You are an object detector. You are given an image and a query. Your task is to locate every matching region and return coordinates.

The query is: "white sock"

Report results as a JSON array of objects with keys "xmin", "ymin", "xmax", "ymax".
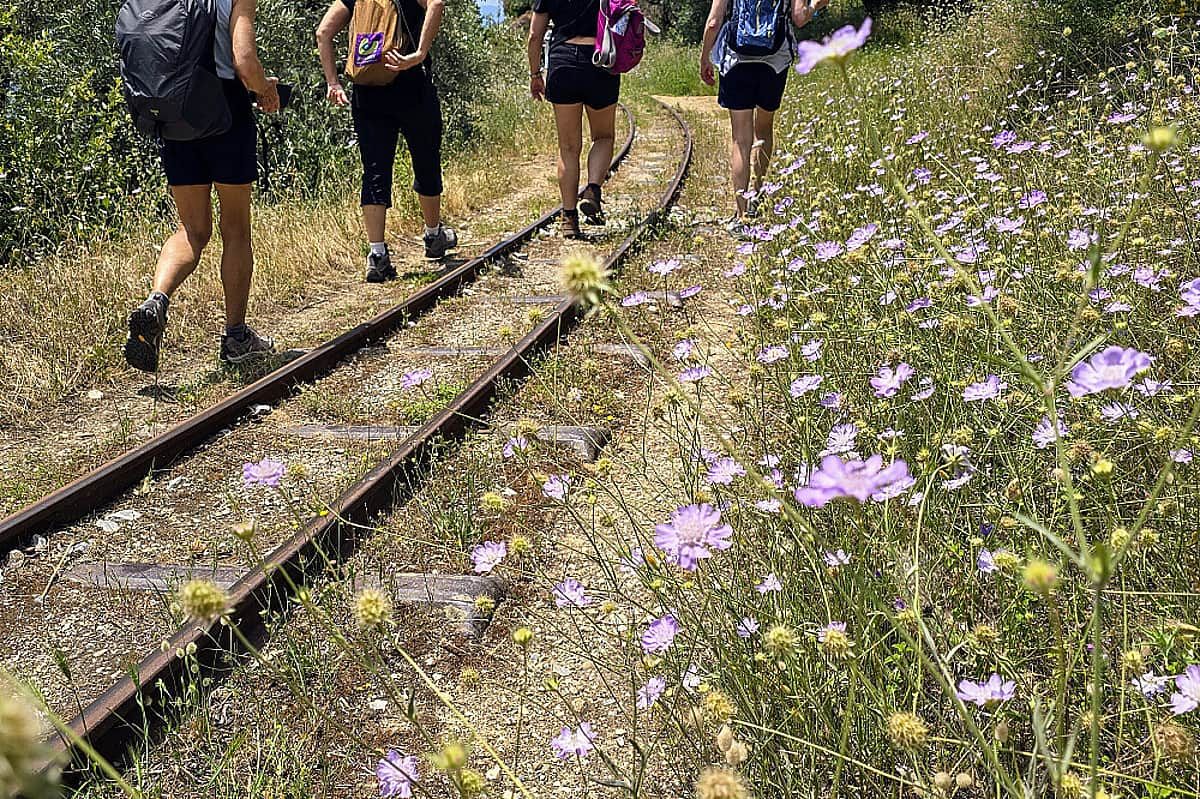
[
  {"xmin": 369, "ymin": 241, "xmax": 387, "ymax": 257},
  {"xmin": 424, "ymin": 225, "xmax": 440, "ymax": 236}
]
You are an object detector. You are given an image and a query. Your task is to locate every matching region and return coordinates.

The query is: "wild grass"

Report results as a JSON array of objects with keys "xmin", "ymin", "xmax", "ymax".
[
  {"xmin": 8, "ymin": 3, "xmax": 1200, "ymax": 799},
  {"xmin": 0, "ymin": 41, "xmax": 558, "ymax": 428}
]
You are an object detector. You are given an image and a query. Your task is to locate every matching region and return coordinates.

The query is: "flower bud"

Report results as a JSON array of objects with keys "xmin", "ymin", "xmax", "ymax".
[
  {"xmin": 179, "ymin": 579, "xmax": 228, "ymax": 621},
  {"xmin": 887, "ymin": 712, "xmax": 929, "ymax": 752},
  {"xmin": 353, "ymin": 587, "xmax": 393, "ymax": 630},
  {"xmin": 1023, "ymin": 559, "xmax": 1059, "ymax": 596}
]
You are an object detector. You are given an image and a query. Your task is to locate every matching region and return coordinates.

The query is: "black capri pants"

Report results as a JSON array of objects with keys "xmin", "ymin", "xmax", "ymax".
[{"xmin": 351, "ymin": 71, "xmax": 444, "ymax": 205}]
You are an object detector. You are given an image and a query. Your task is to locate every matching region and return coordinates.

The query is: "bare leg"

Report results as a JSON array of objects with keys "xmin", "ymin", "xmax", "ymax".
[
  {"xmin": 583, "ymin": 103, "xmax": 617, "ymax": 188},
  {"xmin": 214, "ymin": 182, "xmax": 254, "ymax": 328},
  {"xmin": 152, "ymin": 185, "xmax": 214, "ymax": 296},
  {"xmin": 417, "ymin": 194, "xmax": 441, "ymax": 229},
  {"xmin": 751, "ymin": 107, "xmax": 776, "ymax": 195},
  {"xmin": 729, "ymin": 109, "xmax": 755, "ymax": 217},
  {"xmin": 362, "ymin": 204, "xmax": 388, "ymax": 243},
  {"xmin": 553, "ymin": 103, "xmax": 585, "ymax": 211}
]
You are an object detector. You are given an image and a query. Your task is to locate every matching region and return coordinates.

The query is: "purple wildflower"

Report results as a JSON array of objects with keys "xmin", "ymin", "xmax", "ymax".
[
  {"xmin": 977, "ymin": 548, "xmax": 998, "ymax": 574},
  {"xmin": 653, "ymin": 503, "xmax": 733, "ymax": 570},
  {"xmin": 400, "ymin": 368, "xmax": 433, "ymax": 389},
  {"xmin": 790, "ymin": 374, "xmax": 824, "ymax": 397},
  {"xmin": 551, "ymin": 723, "xmax": 596, "ymax": 759},
  {"xmin": 1132, "ymin": 672, "xmax": 1170, "ymax": 698},
  {"xmin": 737, "ymin": 617, "xmax": 760, "ymax": 638},
  {"xmin": 621, "ymin": 291, "xmax": 649, "ymax": 307},
  {"xmin": 471, "ymin": 541, "xmax": 506, "ymax": 574},
  {"xmin": 757, "ymin": 344, "xmax": 789, "ymax": 363},
  {"xmin": 242, "ymin": 458, "xmax": 286, "ymax": 488},
  {"xmin": 1171, "ymin": 665, "xmax": 1200, "ymax": 715},
  {"xmin": 377, "ymin": 751, "xmax": 420, "ymax": 798},
  {"xmin": 542, "ymin": 474, "xmax": 571, "ymax": 500},
  {"xmin": 870, "ymin": 362, "xmax": 915, "ymax": 398},
  {"xmin": 795, "ymin": 454, "xmax": 913, "ymax": 507},
  {"xmin": 956, "ymin": 674, "xmax": 1016, "ymax": 707},
  {"xmin": 824, "ymin": 549, "xmax": 850, "ymax": 567},
  {"xmin": 814, "ymin": 241, "xmax": 844, "ymax": 261},
  {"xmin": 553, "ymin": 578, "xmax": 590, "ymax": 608},
  {"xmin": 756, "ymin": 573, "xmax": 783, "ymax": 593},
  {"xmin": 1032, "ymin": 416, "xmax": 1068, "ymax": 449},
  {"xmin": 706, "ymin": 457, "xmax": 746, "ymax": 485},
  {"xmin": 641, "ymin": 614, "xmax": 679, "ymax": 653},
  {"xmin": 678, "ymin": 366, "xmax": 712, "ymax": 383},
  {"xmin": 1019, "ymin": 190, "xmax": 1047, "ymax": 208},
  {"xmin": 1066, "ymin": 346, "xmax": 1153, "ymax": 397},
  {"xmin": 795, "ymin": 18, "xmax": 872, "ymax": 74},
  {"xmin": 503, "ymin": 436, "xmax": 528, "ymax": 459},
  {"xmin": 963, "ymin": 375, "xmax": 1007, "ymax": 402},
  {"xmin": 636, "ymin": 677, "xmax": 666, "ymax": 710}
]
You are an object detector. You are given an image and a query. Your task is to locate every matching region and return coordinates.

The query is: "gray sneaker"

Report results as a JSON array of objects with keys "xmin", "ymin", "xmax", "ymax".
[
  {"xmin": 220, "ymin": 326, "xmax": 275, "ymax": 364},
  {"xmin": 365, "ymin": 250, "xmax": 396, "ymax": 283},
  {"xmin": 424, "ymin": 224, "xmax": 458, "ymax": 260}
]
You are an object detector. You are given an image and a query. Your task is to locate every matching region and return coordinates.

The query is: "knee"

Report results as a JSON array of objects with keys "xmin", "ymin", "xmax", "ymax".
[
  {"xmin": 181, "ymin": 221, "xmax": 213, "ymax": 250},
  {"xmin": 219, "ymin": 216, "xmax": 251, "ymax": 246},
  {"xmin": 558, "ymin": 136, "xmax": 584, "ymax": 159},
  {"xmin": 590, "ymin": 132, "xmax": 615, "ymax": 146}
]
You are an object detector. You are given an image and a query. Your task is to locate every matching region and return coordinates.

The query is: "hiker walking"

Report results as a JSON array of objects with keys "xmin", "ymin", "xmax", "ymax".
[
  {"xmin": 118, "ymin": 0, "xmax": 279, "ymax": 372},
  {"xmin": 317, "ymin": 0, "xmax": 457, "ymax": 282},
  {"xmin": 700, "ymin": 0, "xmax": 825, "ymax": 226},
  {"xmin": 527, "ymin": 0, "xmax": 628, "ymax": 239}
]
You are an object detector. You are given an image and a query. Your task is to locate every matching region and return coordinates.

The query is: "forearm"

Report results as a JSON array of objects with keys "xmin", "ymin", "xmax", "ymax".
[
  {"xmin": 416, "ymin": 0, "xmax": 443, "ymax": 56},
  {"xmin": 528, "ymin": 14, "xmax": 548, "ymax": 73},
  {"xmin": 235, "ymin": 51, "xmax": 271, "ymax": 93},
  {"xmin": 700, "ymin": 16, "xmax": 721, "ymax": 59},
  {"xmin": 317, "ymin": 35, "xmax": 340, "ymax": 85}
]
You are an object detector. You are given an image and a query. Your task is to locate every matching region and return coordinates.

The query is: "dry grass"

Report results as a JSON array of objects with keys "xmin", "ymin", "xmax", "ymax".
[{"xmin": 0, "ymin": 102, "xmax": 562, "ymax": 426}]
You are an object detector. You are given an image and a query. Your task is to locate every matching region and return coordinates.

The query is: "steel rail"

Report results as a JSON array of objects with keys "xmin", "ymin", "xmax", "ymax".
[
  {"xmin": 41, "ymin": 99, "xmax": 691, "ymax": 785},
  {"xmin": 0, "ymin": 104, "xmax": 636, "ymax": 557}
]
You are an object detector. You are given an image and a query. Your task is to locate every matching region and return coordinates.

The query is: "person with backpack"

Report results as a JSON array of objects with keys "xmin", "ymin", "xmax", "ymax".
[
  {"xmin": 316, "ymin": 0, "xmax": 457, "ymax": 281},
  {"xmin": 527, "ymin": 0, "xmax": 638, "ymax": 239},
  {"xmin": 118, "ymin": 0, "xmax": 279, "ymax": 372},
  {"xmin": 700, "ymin": 0, "xmax": 825, "ymax": 227}
]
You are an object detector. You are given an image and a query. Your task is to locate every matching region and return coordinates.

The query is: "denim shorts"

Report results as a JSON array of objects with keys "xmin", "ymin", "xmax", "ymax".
[{"xmin": 546, "ymin": 42, "xmax": 621, "ymax": 109}]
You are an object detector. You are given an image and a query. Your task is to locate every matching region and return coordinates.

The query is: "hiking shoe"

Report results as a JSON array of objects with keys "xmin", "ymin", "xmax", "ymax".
[
  {"xmin": 579, "ymin": 184, "xmax": 605, "ymax": 226},
  {"xmin": 561, "ymin": 210, "xmax": 582, "ymax": 239},
  {"xmin": 365, "ymin": 250, "xmax": 396, "ymax": 283},
  {"xmin": 424, "ymin": 224, "xmax": 458, "ymax": 260},
  {"xmin": 124, "ymin": 295, "xmax": 168, "ymax": 373},
  {"xmin": 724, "ymin": 214, "xmax": 751, "ymax": 240},
  {"xmin": 220, "ymin": 326, "xmax": 276, "ymax": 364}
]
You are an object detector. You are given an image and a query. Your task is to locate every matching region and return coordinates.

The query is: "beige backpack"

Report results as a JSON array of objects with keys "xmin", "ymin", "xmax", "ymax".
[{"xmin": 346, "ymin": 0, "xmax": 411, "ymax": 86}]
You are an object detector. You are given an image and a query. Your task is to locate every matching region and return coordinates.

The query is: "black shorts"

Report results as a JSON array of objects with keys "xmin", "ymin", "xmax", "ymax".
[
  {"xmin": 352, "ymin": 71, "xmax": 445, "ymax": 205},
  {"xmin": 718, "ymin": 62, "xmax": 789, "ymax": 112},
  {"xmin": 546, "ymin": 42, "xmax": 620, "ymax": 109},
  {"xmin": 158, "ymin": 79, "xmax": 257, "ymax": 186}
]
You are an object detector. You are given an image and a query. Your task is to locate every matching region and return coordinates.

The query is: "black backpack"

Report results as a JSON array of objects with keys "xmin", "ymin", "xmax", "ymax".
[
  {"xmin": 725, "ymin": 0, "xmax": 790, "ymax": 57},
  {"xmin": 116, "ymin": 0, "xmax": 232, "ymax": 141}
]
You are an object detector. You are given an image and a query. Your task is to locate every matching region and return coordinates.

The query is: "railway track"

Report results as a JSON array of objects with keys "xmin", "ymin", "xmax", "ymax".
[
  {"xmin": 6, "ymin": 99, "xmax": 693, "ymax": 786},
  {"xmin": 0, "ymin": 106, "xmax": 637, "ymax": 559}
]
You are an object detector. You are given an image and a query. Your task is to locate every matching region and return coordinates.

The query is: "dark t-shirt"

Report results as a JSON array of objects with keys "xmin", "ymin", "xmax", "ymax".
[{"xmin": 532, "ymin": 0, "xmax": 599, "ymax": 47}]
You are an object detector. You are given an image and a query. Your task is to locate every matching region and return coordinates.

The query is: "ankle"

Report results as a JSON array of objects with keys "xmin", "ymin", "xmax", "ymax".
[
  {"xmin": 369, "ymin": 241, "xmax": 388, "ymax": 257},
  {"xmin": 226, "ymin": 323, "xmax": 249, "ymax": 339},
  {"xmin": 424, "ymin": 224, "xmax": 441, "ymax": 236}
]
